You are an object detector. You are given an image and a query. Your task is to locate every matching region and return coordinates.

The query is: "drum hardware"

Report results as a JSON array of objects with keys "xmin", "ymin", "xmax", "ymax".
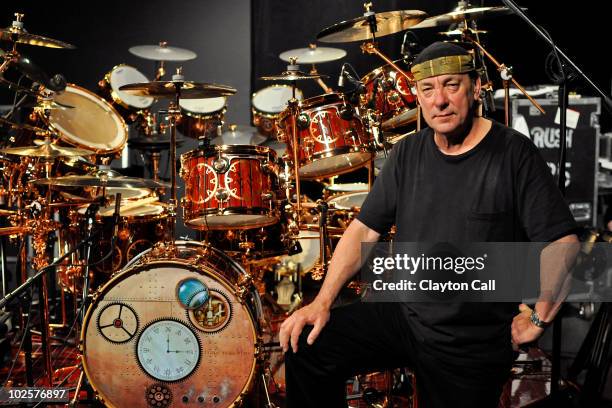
[
  {"xmin": 360, "ymin": 42, "xmax": 413, "ymax": 87},
  {"xmin": 261, "ymin": 56, "xmax": 324, "ymax": 227},
  {"xmin": 465, "ymin": 32, "xmax": 545, "ymax": 123},
  {"xmin": 120, "ymin": 67, "xmax": 237, "ymax": 244},
  {"xmin": 316, "ymin": 4, "xmax": 427, "ymax": 43},
  {"xmin": 0, "ymin": 116, "xmax": 52, "ymax": 134},
  {"xmin": 0, "ymin": 12, "xmax": 76, "ymax": 49},
  {"xmin": 128, "ymin": 135, "xmax": 185, "ymax": 183},
  {"xmin": 280, "ymin": 44, "xmax": 346, "ymax": 93}
]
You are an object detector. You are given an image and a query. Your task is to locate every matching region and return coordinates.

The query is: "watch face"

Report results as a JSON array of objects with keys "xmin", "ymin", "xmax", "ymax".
[{"xmin": 136, "ymin": 319, "xmax": 201, "ymax": 382}]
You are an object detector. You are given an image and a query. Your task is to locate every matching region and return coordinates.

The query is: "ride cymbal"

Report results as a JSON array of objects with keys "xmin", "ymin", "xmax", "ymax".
[
  {"xmin": 410, "ymin": 6, "xmax": 514, "ymax": 29},
  {"xmin": 279, "ymin": 44, "xmax": 346, "ymax": 64},
  {"xmin": 119, "ymin": 81, "xmax": 236, "ymax": 99},
  {"xmin": 129, "ymin": 42, "xmax": 197, "ymax": 61}
]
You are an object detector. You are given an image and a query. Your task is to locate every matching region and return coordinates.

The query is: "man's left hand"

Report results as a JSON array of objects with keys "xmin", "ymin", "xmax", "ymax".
[{"xmin": 511, "ymin": 303, "xmax": 545, "ymax": 345}]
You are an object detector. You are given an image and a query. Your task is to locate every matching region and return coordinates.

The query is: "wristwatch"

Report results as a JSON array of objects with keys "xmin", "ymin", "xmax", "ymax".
[{"xmin": 530, "ymin": 310, "xmax": 550, "ymax": 329}]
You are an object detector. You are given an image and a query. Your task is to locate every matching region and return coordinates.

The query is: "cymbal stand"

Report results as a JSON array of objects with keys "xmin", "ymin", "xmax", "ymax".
[
  {"xmin": 286, "ymin": 58, "xmax": 302, "ymax": 227},
  {"xmin": 464, "ymin": 32, "xmax": 546, "ymax": 123},
  {"xmin": 154, "ymin": 41, "xmax": 169, "ymax": 80},
  {"xmin": 166, "ymin": 67, "xmax": 184, "ymax": 247},
  {"xmin": 309, "ymin": 64, "xmax": 332, "ymax": 94},
  {"xmin": 311, "ymin": 200, "xmax": 333, "ymax": 281},
  {"xmin": 462, "ymin": 21, "xmax": 496, "ymax": 114}
]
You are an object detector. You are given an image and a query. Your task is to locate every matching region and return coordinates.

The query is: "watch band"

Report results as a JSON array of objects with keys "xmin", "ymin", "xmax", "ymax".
[{"xmin": 530, "ymin": 310, "xmax": 550, "ymax": 329}]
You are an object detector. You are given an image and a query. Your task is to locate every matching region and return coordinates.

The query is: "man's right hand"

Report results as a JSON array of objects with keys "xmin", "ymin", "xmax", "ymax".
[{"xmin": 279, "ymin": 299, "xmax": 331, "ymax": 354}]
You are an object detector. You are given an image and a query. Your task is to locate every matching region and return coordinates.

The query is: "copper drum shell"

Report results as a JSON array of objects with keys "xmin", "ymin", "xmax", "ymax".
[
  {"xmin": 277, "ymin": 93, "xmax": 373, "ymax": 179},
  {"xmin": 180, "ymin": 144, "xmax": 283, "ymax": 231}
]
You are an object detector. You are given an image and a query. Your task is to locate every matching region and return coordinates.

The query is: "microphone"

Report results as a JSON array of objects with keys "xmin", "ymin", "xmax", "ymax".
[
  {"xmin": 111, "ymin": 193, "xmax": 122, "ymax": 245},
  {"xmin": 338, "ymin": 64, "xmax": 347, "ymax": 87}
]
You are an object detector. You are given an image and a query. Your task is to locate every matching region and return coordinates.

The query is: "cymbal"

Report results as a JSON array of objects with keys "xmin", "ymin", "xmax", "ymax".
[
  {"xmin": 439, "ymin": 28, "xmax": 487, "ymax": 37},
  {"xmin": 410, "ymin": 6, "xmax": 513, "ymax": 29},
  {"xmin": 381, "ymin": 108, "xmax": 418, "ymax": 130},
  {"xmin": 23, "ymin": 99, "xmax": 75, "ymax": 110},
  {"xmin": 119, "ymin": 81, "xmax": 237, "ymax": 99},
  {"xmin": 31, "ymin": 172, "xmax": 170, "ymax": 189},
  {"xmin": 0, "ymin": 209, "xmax": 17, "ymax": 216},
  {"xmin": 0, "ymin": 143, "xmax": 95, "ymax": 158},
  {"xmin": 1, "ymin": 14, "xmax": 75, "ymax": 49},
  {"xmin": 0, "ymin": 117, "xmax": 50, "ymax": 134},
  {"xmin": 279, "ymin": 45, "xmax": 346, "ymax": 64},
  {"xmin": 260, "ymin": 70, "xmax": 328, "ymax": 82},
  {"xmin": 128, "ymin": 43, "xmax": 197, "ymax": 61},
  {"xmin": 317, "ymin": 10, "xmax": 427, "ymax": 43}
]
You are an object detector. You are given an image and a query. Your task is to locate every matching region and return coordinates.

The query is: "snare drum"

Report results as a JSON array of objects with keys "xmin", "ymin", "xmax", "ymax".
[
  {"xmin": 277, "ymin": 93, "xmax": 373, "ymax": 179},
  {"xmin": 178, "ymin": 97, "xmax": 227, "ymax": 139},
  {"xmin": 98, "ymin": 64, "xmax": 154, "ymax": 123},
  {"xmin": 360, "ymin": 63, "xmax": 418, "ymax": 131},
  {"xmin": 180, "ymin": 145, "xmax": 281, "ymax": 230},
  {"xmin": 48, "ymin": 84, "xmax": 128, "ymax": 155},
  {"xmin": 251, "ymin": 85, "xmax": 303, "ymax": 136},
  {"xmin": 81, "ymin": 241, "xmax": 262, "ymax": 408}
]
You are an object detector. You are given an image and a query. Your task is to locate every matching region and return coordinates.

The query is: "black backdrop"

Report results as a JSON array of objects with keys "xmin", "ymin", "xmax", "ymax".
[{"xmin": 251, "ymin": 0, "xmax": 612, "ymax": 131}]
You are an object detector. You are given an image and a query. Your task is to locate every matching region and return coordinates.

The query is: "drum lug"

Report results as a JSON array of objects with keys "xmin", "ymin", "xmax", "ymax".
[
  {"xmin": 212, "ymin": 156, "xmax": 230, "ymax": 173},
  {"xmin": 297, "ymin": 113, "xmax": 310, "ymax": 129},
  {"xmin": 236, "ymin": 274, "xmax": 253, "ymax": 300}
]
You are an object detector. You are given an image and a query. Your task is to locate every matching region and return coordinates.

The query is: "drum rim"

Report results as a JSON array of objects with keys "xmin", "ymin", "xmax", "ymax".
[
  {"xmin": 104, "ymin": 63, "xmax": 155, "ymax": 110},
  {"xmin": 77, "ymin": 203, "xmax": 168, "ymax": 222},
  {"xmin": 184, "ymin": 209, "xmax": 280, "ymax": 231},
  {"xmin": 298, "ymin": 149, "xmax": 373, "ymax": 179},
  {"xmin": 180, "ymin": 144, "xmax": 276, "ymax": 160},
  {"xmin": 80, "ymin": 240, "xmax": 261, "ymax": 407},
  {"xmin": 251, "ymin": 84, "xmax": 304, "ymax": 114},
  {"xmin": 47, "ymin": 83, "xmax": 128, "ymax": 154},
  {"xmin": 179, "ymin": 96, "xmax": 227, "ymax": 117}
]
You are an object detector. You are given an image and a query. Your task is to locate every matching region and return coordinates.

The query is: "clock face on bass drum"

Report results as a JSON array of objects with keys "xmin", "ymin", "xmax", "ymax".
[{"xmin": 136, "ymin": 319, "xmax": 201, "ymax": 382}]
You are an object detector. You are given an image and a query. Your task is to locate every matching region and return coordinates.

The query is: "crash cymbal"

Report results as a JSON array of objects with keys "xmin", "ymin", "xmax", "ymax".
[
  {"xmin": 0, "ymin": 142, "xmax": 95, "ymax": 158},
  {"xmin": 260, "ymin": 70, "xmax": 328, "ymax": 82},
  {"xmin": 317, "ymin": 10, "xmax": 427, "ymax": 43},
  {"xmin": 119, "ymin": 81, "xmax": 237, "ymax": 99},
  {"xmin": 0, "ymin": 117, "xmax": 50, "ymax": 134},
  {"xmin": 0, "ymin": 13, "xmax": 76, "ymax": 49},
  {"xmin": 279, "ymin": 44, "xmax": 346, "ymax": 64},
  {"xmin": 410, "ymin": 6, "xmax": 513, "ymax": 29},
  {"xmin": 0, "ymin": 209, "xmax": 17, "ymax": 216},
  {"xmin": 31, "ymin": 172, "xmax": 170, "ymax": 189},
  {"xmin": 381, "ymin": 108, "xmax": 418, "ymax": 130},
  {"xmin": 128, "ymin": 42, "xmax": 197, "ymax": 61}
]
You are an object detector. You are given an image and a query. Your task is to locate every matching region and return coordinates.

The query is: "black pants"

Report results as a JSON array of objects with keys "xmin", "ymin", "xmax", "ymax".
[{"xmin": 285, "ymin": 302, "xmax": 511, "ymax": 408}]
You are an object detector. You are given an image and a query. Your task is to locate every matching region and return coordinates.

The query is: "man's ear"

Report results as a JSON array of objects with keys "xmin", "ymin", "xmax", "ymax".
[{"xmin": 473, "ymin": 76, "xmax": 482, "ymax": 101}]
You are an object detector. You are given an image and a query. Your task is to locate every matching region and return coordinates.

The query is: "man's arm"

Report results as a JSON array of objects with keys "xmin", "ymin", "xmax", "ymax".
[
  {"xmin": 512, "ymin": 233, "xmax": 580, "ymax": 344},
  {"xmin": 279, "ymin": 219, "xmax": 381, "ymax": 353}
]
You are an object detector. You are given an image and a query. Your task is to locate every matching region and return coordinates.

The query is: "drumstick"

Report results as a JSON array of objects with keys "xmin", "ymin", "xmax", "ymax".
[{"xmin": 98, "ymin": 196, "xmax": 159, "ymax": 216}]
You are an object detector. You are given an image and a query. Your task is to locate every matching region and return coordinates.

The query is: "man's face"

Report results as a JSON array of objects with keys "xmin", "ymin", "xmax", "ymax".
[{"xmin": 416, "ymin": 73, "xmax": 481, "ymax": 137}]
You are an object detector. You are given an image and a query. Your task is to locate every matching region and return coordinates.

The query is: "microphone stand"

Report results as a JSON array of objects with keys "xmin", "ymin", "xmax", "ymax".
[{"xmin": 500, "ymin": 0, "xmax": 612, "ymax": 401}]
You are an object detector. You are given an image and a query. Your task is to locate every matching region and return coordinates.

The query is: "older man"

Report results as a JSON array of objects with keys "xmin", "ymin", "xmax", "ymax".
[{"xmin": 280, "ymin": 42, "xmax": 578, "ymax": 407}]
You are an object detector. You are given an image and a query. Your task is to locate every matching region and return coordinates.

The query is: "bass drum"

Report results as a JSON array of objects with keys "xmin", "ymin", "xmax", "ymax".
[{"xmin": 81, "ymin": 241, "xmax": 263, "ymax": 408}]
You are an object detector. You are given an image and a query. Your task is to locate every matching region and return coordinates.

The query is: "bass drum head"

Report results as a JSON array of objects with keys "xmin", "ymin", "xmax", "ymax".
[
  {"xmin": 81, "ymin": 242, "xmax": 260, "ymax": 408},
  {"xmin": 109, "ymin": 65, "xmax": 154, "ymax": 109},
  {"xmin": 50, "ymin": 84, "xmax": 127, "ymax": 154},
  {"xmin": 252, "ymin": 85, "xmax": 302, "ymax": 114}
]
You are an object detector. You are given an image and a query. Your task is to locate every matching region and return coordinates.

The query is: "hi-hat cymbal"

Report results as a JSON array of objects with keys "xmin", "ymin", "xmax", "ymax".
[
  {"xmin": 260, "ymin": 70, "xmax": 328, "ymax": 82},
  {"xmin": 31, "ymin": 172, "xmax": 170, "ymax": 189},
  {"xmin": 128, "ymin": 43, "xmax": 197, "ymax": 61},
  {"xmin": 279, "ymin": 45, "xmax": 346, "ymax": 64},
  {"xmin": 317, "ymin": 10, "xmax": 427, "ymax": 43},
  {"xmin": 410, "ymin": 6, "xmax": 513, "ymax": 29},
  {"xmin": 0, "ymin": 14, "xmax": 76, "ymax": 49},
  {"xmin": 0, "ymin": 117, "xmax": 50, "ymax": 134},
  {"xmin": 119, "ymin": 81, "xmax": 237, "ymax": 99},
  {"xmin": 211, "ymin": 125, "xmax": 267, "ymax": 146},
  {"xmin": 0, "ymin": 143, "xmax": 95, "ymax": 158}
]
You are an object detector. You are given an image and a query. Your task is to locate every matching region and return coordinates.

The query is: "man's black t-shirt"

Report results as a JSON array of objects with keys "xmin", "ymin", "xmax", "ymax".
[{"xmin": 357, "ymin": 120, "xmax": 577, "ymax": 364}]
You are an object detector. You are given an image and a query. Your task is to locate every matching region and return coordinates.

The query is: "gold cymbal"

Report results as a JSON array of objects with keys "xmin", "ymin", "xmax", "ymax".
[
  {"xmin": 260, "ymin": 70, "xmax": 329, "ymax": 82},
  {"xmin": 119, "ymin": 81, "xmax": 237, "ymax": 99},
  {"xmin": 279, "ymin": 45, "xmax": 347, "ymax": 64},
  {"xmin": 0, "ymin": 13, "xmax": 76, "ymax": 49},
  {"xmin": 317, "ymin": 9, "xmax": 427, "ymax": 43},
  {"xmin": 31, "ymin": 172, "xmax": 170, "ymax": 189},
  {"xmin": 0, "ymin": 143, "xmax": 94, "ymax": 158},
  {"xmin": 411, "ymin": 6, "xmax": 514, "ymax": 29}
]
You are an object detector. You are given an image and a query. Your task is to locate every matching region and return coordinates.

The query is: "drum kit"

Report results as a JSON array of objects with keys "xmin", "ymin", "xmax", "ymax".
[{"xmin": 0, "ymin": 3, "xmax": 545, "ymax": 407}]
